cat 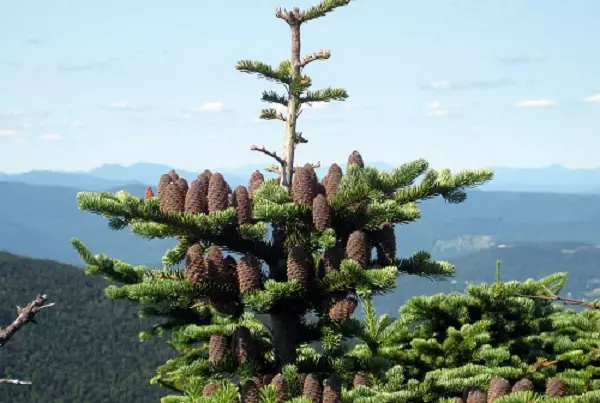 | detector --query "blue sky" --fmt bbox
[1,0,599,174]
